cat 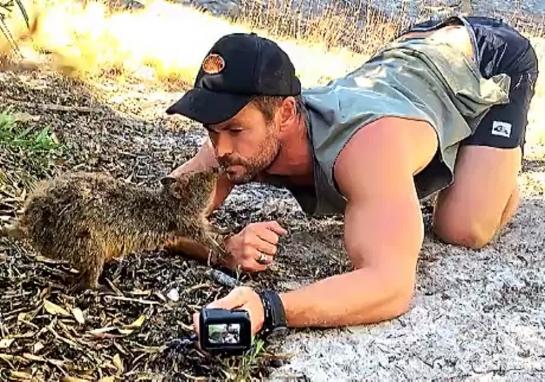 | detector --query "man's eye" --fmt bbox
[230,129,242,134]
